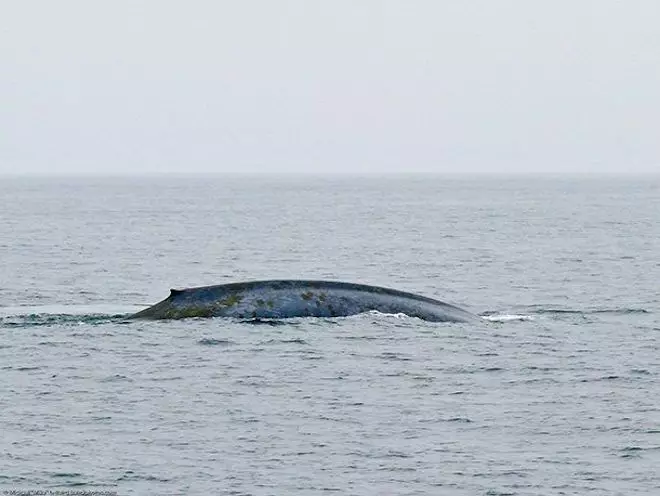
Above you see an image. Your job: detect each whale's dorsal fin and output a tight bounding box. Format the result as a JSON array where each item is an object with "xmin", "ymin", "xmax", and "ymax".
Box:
[{"xmin": 170, "ymin": 288, "xmax": 184, "ymax": 297}]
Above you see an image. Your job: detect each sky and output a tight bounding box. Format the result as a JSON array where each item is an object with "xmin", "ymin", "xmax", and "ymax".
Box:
[{"xmin": 1, "ymin": 0, "xmax": 659, "ymax": 175}]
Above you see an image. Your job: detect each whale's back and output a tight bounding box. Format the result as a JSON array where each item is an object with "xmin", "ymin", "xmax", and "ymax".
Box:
[{"xmin": 130, "ymin": 280, "xmax": 479, "ymax": 323}]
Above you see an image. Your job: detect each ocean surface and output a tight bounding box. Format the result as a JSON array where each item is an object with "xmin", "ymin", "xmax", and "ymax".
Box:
[{"xmin": 1, "ymin": 175, "xmax": 659, "ymax": 495}]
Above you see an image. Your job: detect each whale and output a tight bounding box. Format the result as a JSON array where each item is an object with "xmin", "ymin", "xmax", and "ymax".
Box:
[{"xmin": 129, "ymin": 280, "xmax": 480, "ymax": 323}]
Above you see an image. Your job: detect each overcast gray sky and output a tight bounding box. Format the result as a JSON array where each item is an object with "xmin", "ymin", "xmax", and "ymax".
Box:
[{"xmin": 2, "ymin": 1, "xmax": 659, "ymax": 175}]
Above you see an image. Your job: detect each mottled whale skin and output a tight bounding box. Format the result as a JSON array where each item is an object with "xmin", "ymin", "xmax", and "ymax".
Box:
[{"xmin": 130, "ymin": 280, "xmax": 479, "ymax": 323}]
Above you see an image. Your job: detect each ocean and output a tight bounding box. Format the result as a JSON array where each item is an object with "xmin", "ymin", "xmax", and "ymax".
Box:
[{"xmin": 1, "ymin": 175, "xmax": 658, "ymax": 495}]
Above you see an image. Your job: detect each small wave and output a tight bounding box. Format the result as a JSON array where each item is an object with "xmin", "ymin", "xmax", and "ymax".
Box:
[
  {"xmin": 481, "ymin": 314, "xmax": 534, "ymax": 322},
  {"xmin": 237, "ymin": 318, "xmax": 290, "ymax": 326},
  {"xmin": 1, "ymin": 313, "xmax": 125, "ymax": 328},
  {"xmin": 529, "ymin": 307, "xmax": 649, "ymax": 316},
  {"xmin": 0, "ymin": 305, "xmax": 138, "ymax": 328},
  {"xmin": 261, "ymin": 337, "xmax": 308, "ymax": 345},
  {"xmin": 590, "ymin": 308, "xmax": 649, "ymax": 315},
  {"xmin": 446, "ymin": 417, "xmax": 473, "ymax": 423},
  {"xmin": 378, "ymin": 351, "xmax": 413, "ymax": 362},
  {"xmin": 366, "ymin": 311, "xmax": 414, "ymax": 320},
  {"xmin": 616, "ymin": 446, "xmax": 660, "ymax": 458},
  {"xmin": 117, "ymin": 470, "xmax": 172, "ymax": 482},
  {"xmin": 99, "ymin": 374, "xmax": 133, "ymax": 382},
  {"xmin": 197, "ymin": 338, "xmax": 233, "ymax": 346}
]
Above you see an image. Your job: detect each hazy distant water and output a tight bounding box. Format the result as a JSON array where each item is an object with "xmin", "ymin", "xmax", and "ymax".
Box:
[{"xmin": 1, "ymin": 175, "xmax": 659, "ymax": 496}]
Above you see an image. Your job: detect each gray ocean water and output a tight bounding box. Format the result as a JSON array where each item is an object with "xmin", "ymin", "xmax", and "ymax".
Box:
[{"xmin": 1, "ymin": 175, "xmax": 659, "ymax": 495}]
